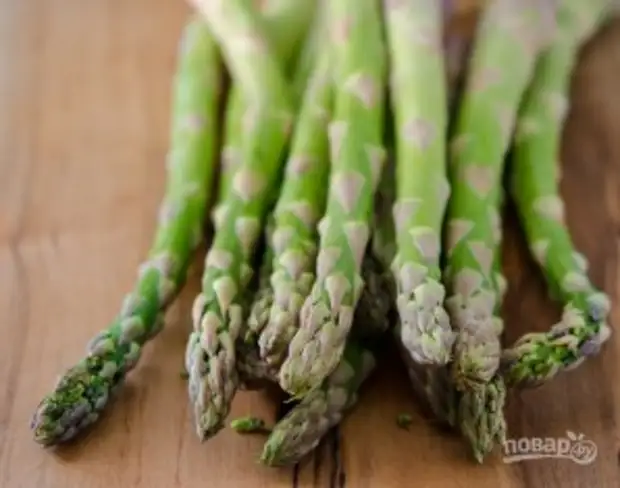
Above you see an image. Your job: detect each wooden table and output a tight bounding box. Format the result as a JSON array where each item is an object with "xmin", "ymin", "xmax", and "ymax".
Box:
[{"xmin": 1, "ymin": 1, "xmax": 618, "ymax": 487}]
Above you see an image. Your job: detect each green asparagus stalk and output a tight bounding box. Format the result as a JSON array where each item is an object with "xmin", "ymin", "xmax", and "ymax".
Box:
[
  {"xmin": 371, "ymin": 152, "xmax": 457, "ymax": 427},
  {"xmin": 383, "ymin": 0, "xmax": 454, "ymax": 367},
  {"xmin": 30, "ymin": 15, "xmax": 222, "ymax": 446},
  {"xmin": 261, "ymin": 341, "xmax": 376, "ymax": 466},
  {"xmin": 373, "ymin": 155, "xmax": 507, "ymax": 461},
  {"xmin": 444, "ymin": 0, "xmax": 554, "ymax": 391},
  {"xmin": 458, "ymin": 202, "xmax": 507, "ymax": 462},
  {"xmin": 213, "ymin": 0, "xmax": 317, "ymax": 204},
  {"xmin": 186, "ymin": 0, "xmax": 295, "ymax": 440},
  {"xmin": 502, "ymin": 0, "xmax": 613, "ymax": 387},
  {"xmin": 209, "ymin": 0, "xmax": 318, "ymax": 389},
  {"xmin": 248, "ymin": 50, "xmax": 334, "ymax": 367},
  {"xmin": 279, "ymin": 0, "xmax": 387, "ymax": 397}
]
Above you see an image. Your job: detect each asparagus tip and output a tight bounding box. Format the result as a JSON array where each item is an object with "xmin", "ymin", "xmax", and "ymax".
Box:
[
  {"xmin": 260, "ymin": 430, "xmax": 288, "ymax": 466},
  {"xmin": 31, "ymin": 357, "xmax": 116, "ymax": 446}
]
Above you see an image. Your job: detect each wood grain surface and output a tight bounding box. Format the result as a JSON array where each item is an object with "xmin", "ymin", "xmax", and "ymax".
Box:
[{"xmin": 1, "ymin": 1, "xmax": 619, "ymax": 487}]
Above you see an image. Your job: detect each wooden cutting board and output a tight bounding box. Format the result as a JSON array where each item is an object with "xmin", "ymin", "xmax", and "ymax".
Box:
[{"xmin": 0, "ymin": 1, "xmax": 618, "ymax": 487}]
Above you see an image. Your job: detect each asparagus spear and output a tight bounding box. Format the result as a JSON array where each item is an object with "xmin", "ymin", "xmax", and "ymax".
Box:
[
  {"xmin": 457, "ymin": 199, "xmax": 507, "ymax": 462},
  {"xmin": 261, "ymin": 341, "xmax": 376, "ymax": 466},
  {"xmin": 502, "ymin": 0, "xmax": 613, "ymax": 387},
  {"xmin": 444, "ymin": 0, "xmax": 554, "ymax": 391},
  {"xmin": 371, "ymin": 152, "xmax": 458, "ymax": 428},
  {"xmin": 209, "ymin": 0, "xmax": 318, "ymax": 382},
  {"xmin": 248, "ymin": 45, "xmax": 334, "ymax": 366},
  {"xmin": 279, "ymin": 0, "xmax": 387, "ymax": 397},
  {"xmin": 383, "ymin": 0, "xmax": 454, "ymax": 367},
  {"xmin": 30, "ymin": 16, "xmax": 222, "ymax": 446},
  {"xmin": 373, "ymin": 157, "xmax": 507, "ymax": 461},
  {"xmin": 186, "ymin": 0, "xmax": 294, "ymax": 440}
]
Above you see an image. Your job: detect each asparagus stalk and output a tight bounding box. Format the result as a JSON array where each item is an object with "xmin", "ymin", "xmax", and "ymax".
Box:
[
  {"xmin": 247, "ymin": 46, "xmax": 334, "ymax": 366},
  {"xmin": 383, "ymin": 0, "xmax": 454, "ymax": 367},
  {"xmin": 371, "ymin": 152, "xmax": 457, "ymax": 427},
  {"xmin": 444, "ymin": 0, "xmax": 554, "ymax": 391},
  {"xmin": 279, "ymin": 0, "xmax": 387, "ymax": 397},
  {"xmin": 30, "ymin": 16, "xmax": 222, "ymax": 446},
  {"xmin": 261, "ymin": 341, "xmax": 376, "ymax": 466},
  {"xmin": 372, "ymin": 157, "xmax": 507, "ymax": 461},
  {"xmin": 186, "ymin": 0, "xmax": 295, "ymax": 440},
  {"xmin": 502, "ymin": 0, "xmax": 613, "ymax": 387},
  {"xmin": 214, "ymin": 0, "xmax": 317, "ymax": 203},
  {"xmin": 210, "ymin": 0, "xmax": 319, "ymax": 389},
  {"xmin": 457, "ymin": 197, "xmax": 507, "ymax": 462}
]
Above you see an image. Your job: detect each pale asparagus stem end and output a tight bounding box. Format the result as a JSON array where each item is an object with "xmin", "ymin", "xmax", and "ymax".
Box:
[
  {"xmin": 458, "ymin": 375, "xmax": 507, "ymax": 463},
  {"xmin": 397, "ymin": 279, "xmax": 455, "ymax": 366},
  {"xmin": 501, "ymin": 301, "xmax": 611, "ymax": 387}
]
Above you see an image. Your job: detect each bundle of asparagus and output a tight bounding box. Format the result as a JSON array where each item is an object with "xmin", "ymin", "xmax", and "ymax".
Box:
[{"xmin": 30, "ymin": 0, "xmax": 615, "ymax": 469}]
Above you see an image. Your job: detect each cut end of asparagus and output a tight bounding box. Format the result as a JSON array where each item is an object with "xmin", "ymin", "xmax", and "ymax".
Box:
[
  {"xmin": 31, "ymin": 356, "xmax": 119, "ymax": 446},
  {"xmin": 458, "ymin": 375, "xmax": 506, "ymax": 463},
  {"xmin": 397, "ymin": 280, "xmax": 455, "ymax": 366},
  {"xmin": 501, "ymin": 304, "xmax": 611, "ymax": 387}
]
